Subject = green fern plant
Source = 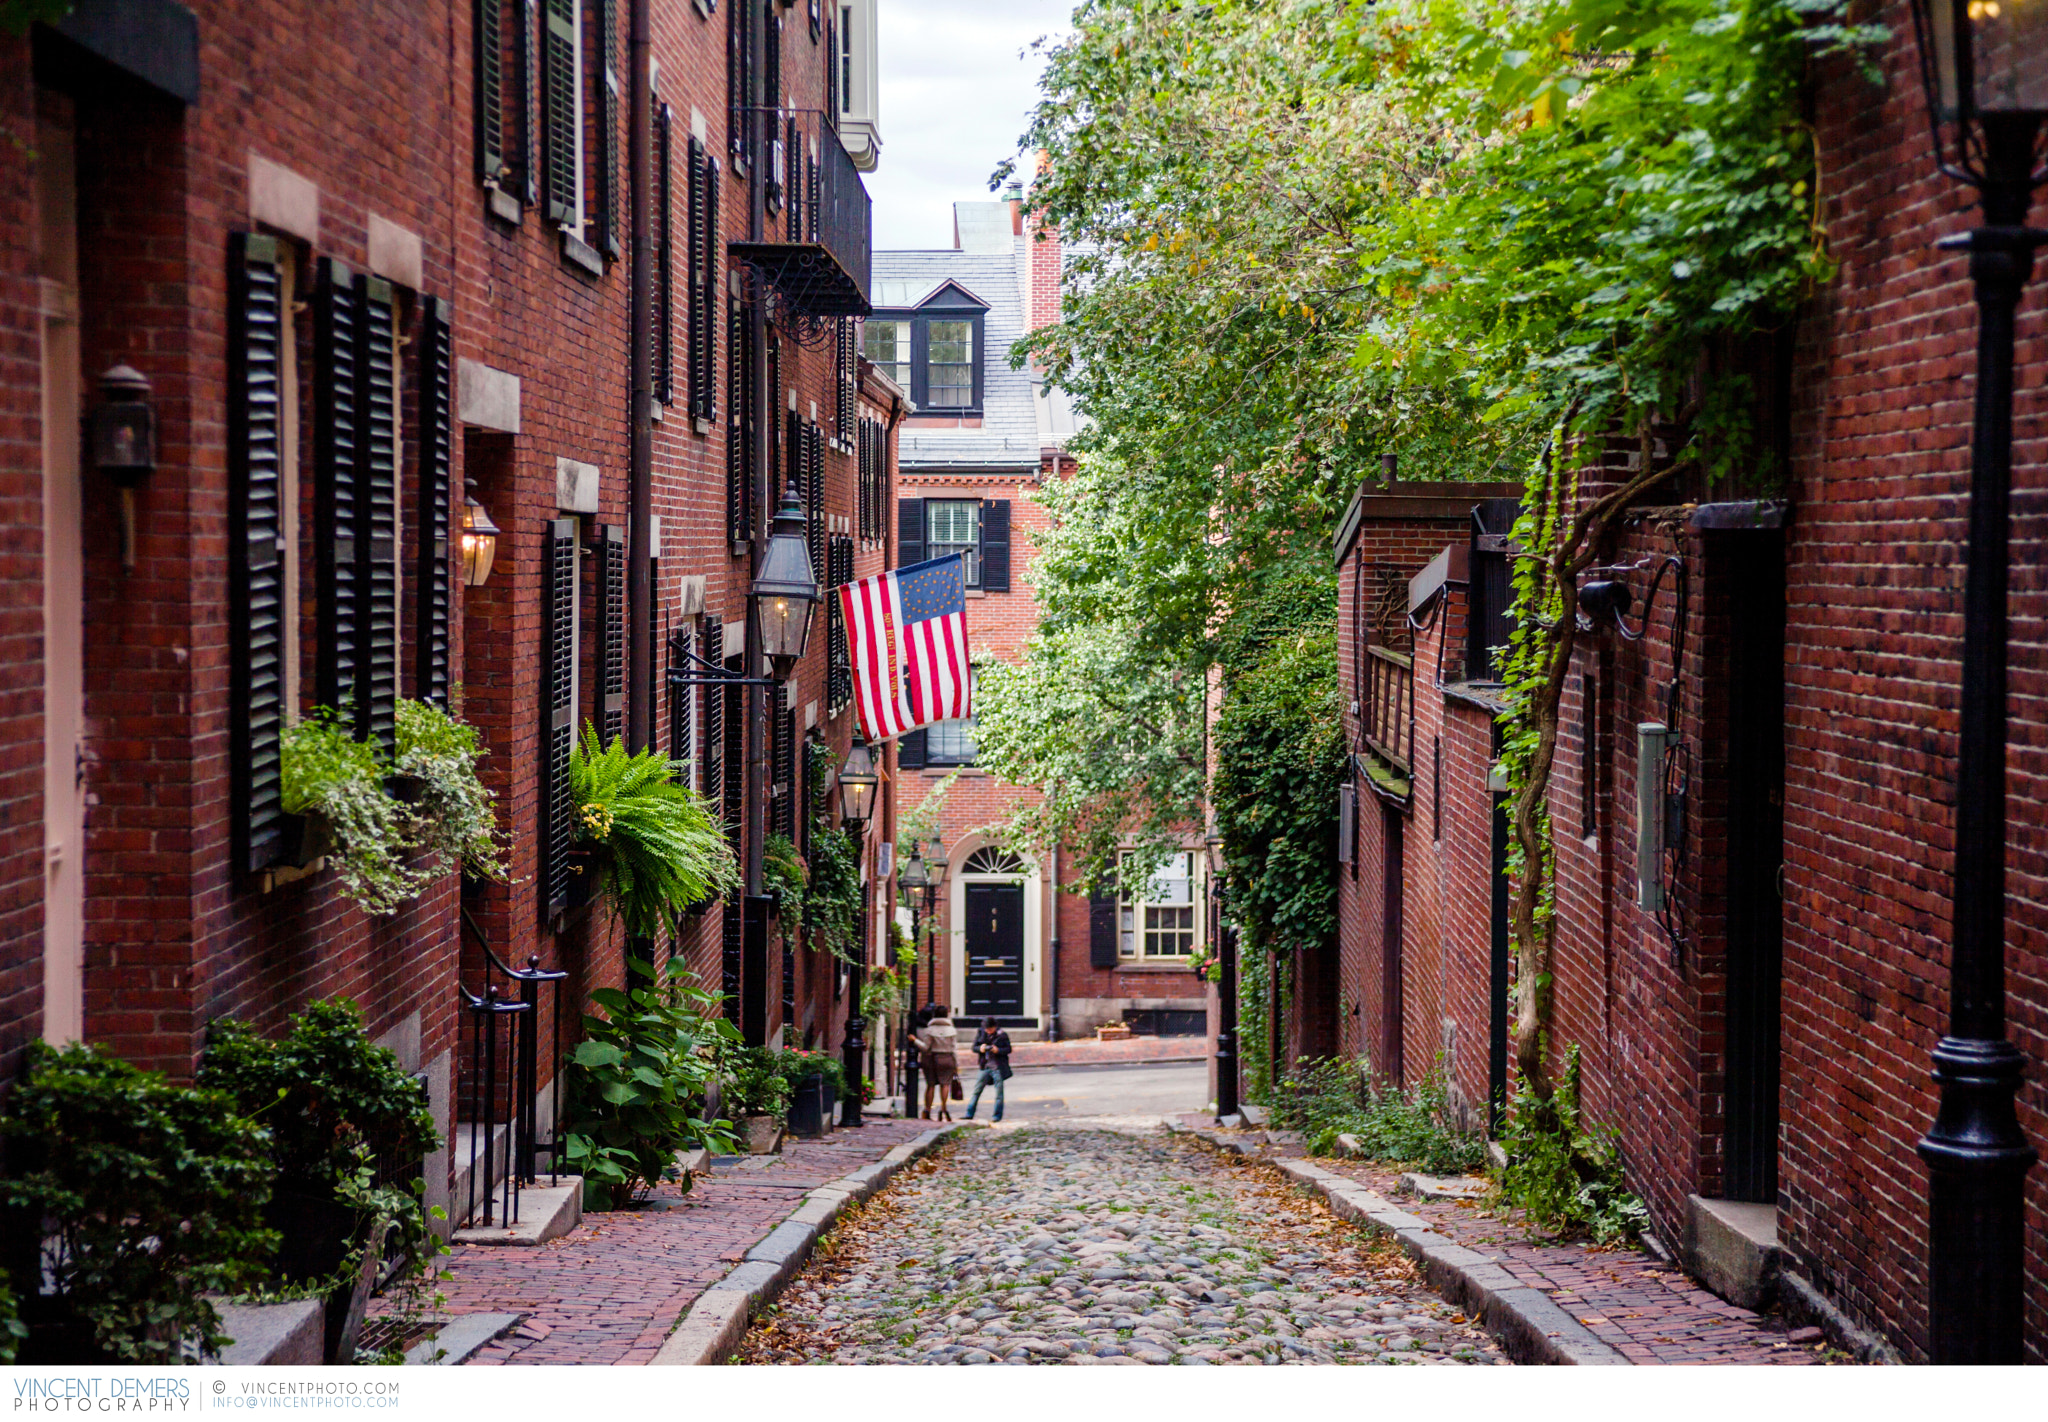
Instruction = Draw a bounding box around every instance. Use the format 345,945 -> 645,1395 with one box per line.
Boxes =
570,727 -> 739,937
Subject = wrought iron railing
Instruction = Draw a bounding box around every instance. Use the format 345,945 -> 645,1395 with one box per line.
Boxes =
1363,645 -> 1415,775
458,905 -> 568,1228
731,107 -> 871,320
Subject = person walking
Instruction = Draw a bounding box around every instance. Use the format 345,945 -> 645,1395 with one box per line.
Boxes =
920,1004 -> 959,1121
965,1016 -> 1012,1123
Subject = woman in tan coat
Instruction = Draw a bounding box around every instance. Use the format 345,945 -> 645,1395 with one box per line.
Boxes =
920,1004 -> 959,1121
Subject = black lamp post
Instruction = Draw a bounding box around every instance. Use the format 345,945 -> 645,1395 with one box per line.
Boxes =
1907,0 -> 2045,1365
838,741 -> 878,1126
921,834 -> 948,1008
898,842 -> 928,1116
1207,833 -> 1239,1123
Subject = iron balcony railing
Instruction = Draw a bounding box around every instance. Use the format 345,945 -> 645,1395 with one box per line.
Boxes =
1363,645 -> 1415,777
731,107 -> 871,317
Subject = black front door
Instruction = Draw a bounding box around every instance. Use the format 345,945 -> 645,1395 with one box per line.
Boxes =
964,882 -> 1024,1018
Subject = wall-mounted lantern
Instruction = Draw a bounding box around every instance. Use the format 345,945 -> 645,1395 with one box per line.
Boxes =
90,365 -> 155,571
838,739 -> 877,833
459,479 -> 501,587
751,484 -> 820,681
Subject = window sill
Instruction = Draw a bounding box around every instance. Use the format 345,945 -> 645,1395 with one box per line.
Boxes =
484,187 -> 523,228
1112,960 -> 1201,973
560,228 -> 604,279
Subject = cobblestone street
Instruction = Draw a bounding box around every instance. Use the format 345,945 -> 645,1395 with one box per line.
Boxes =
737,1125 -> 1507,1366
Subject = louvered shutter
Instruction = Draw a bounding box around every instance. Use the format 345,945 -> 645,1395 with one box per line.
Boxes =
669,627 -> 694,782
229,233 -> 289,876
541,518 -> 577,915
836,318 -> 855,445
1088,879 -> 1120,969
898,727 -> 926,770
725,0 -> 748,170
475,0 -> 506,185
771,684 -> 793,839
980,498 -> 1010,593
518,0 -> 538,205
721,649 -> 745,855
805,423 -> 825,584
827,536 -> 852,716
727,296 -> 752,553
313,259 -> 360,716
825,13 -> 838,125
415,296 -> 454,708
701,616 -> 724,806
597,0 -> 621,258
543,0 -> 577,224
772,338 -> 788,493
355,274 -> 400,756
689,145 -> 720,424
655,103 -> 673,404
898,497 -> 925,567
598,524 -> 626,745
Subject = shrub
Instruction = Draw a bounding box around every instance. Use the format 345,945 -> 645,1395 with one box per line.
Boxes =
281,708 -> 427,914
724,1045 -> 795,1123
0,1267 -> 22,1365
1271,1054 -> 1486,1176
0,1042 -> 277,1362
1495,1043 -> 1648,1245
562,960 -> 740,1207
570,729 -> 740,937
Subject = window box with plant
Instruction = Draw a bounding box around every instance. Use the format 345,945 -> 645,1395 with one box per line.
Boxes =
569,728 -> 740,938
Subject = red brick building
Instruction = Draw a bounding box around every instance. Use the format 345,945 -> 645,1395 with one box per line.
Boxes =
1,0 -> 899,1226
872,197 -> 1208,1043
1330,8 -> 2047,1363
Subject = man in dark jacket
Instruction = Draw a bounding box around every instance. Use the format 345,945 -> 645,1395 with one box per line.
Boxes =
964,1016 -> 1012,1122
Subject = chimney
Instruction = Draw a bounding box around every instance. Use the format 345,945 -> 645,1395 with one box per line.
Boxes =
1024,152 -> 1062,336
1006,180 -> 1023,235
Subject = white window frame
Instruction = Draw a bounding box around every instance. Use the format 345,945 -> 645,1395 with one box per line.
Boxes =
1118,851 -> 1202,960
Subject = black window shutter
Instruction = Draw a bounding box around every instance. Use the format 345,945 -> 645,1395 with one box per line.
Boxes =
313,258 -> 360,716
542,0 -> 577,224
721,650 -> 745,854
669,627 -> 694,778
806,423 -> 825,584
655,103 -> 673,404
725,0 -> 750,171
727,296 -> 753,553
229,233 -> 289,877
981,498 -> 1010,593
517,0 -> 538,205
354,274 -> 400,756
827,536 -> 852,716
1088,876 -> 1119,969
692,150 -> 720,423
898,727 -> 926,770
415,296 -> 454,708
597,0 -> 621,258
597,524 -> 626,744
771,685 -> 793,839
701,616 -> 724,805
898,497 -> 925,567
475,0 -> 505,185
541,518 -> 578,915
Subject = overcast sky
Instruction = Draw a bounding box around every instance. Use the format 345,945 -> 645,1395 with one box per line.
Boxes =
866,0 -> 1077,251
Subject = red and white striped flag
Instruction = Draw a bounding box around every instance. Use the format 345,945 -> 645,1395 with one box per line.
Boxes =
839,553 -> 973,742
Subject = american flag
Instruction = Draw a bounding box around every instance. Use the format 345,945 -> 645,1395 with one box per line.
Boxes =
839,553 -> 973,742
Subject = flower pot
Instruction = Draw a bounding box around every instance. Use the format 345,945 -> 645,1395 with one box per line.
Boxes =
786,1073 -> 827,1139
563,846 -> 599,909
740,1115 -> 783,1155
276,811 -> 332,869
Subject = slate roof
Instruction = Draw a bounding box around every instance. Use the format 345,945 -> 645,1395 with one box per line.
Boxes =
873,236 -> 1043,473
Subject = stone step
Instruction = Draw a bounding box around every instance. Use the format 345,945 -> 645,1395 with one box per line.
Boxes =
451,1176 -> 583,1247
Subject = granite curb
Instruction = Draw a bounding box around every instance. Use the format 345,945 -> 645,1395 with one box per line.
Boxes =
1170,1122 -> 1628,1367
649,1124 -> 970,1365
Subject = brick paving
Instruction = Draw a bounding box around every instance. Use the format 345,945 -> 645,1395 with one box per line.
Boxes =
1173,1117 -> 1833,1366
399,1120 -> 931,1365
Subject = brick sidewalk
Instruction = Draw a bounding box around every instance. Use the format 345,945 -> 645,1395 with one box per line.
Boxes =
407,1119 -> 931,1365
1174,1116 -> 1830,1366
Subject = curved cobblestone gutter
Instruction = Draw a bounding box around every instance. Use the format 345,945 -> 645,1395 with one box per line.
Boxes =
733,1124 -> 1508,1365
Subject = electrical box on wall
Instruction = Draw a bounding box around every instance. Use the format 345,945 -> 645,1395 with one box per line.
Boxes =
1635,722 -> 1675,910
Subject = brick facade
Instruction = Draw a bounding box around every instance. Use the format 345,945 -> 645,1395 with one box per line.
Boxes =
1,0 -> 899,1223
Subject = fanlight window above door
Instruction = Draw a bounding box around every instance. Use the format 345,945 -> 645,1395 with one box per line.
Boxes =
962,847 -> 1026,876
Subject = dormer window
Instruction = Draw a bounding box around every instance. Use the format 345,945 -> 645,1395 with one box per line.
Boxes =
862,279 -> 987,413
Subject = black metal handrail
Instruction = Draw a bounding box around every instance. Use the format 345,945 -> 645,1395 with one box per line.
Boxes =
460,984 -> 528,1229
731,106 -> 870,317
459,905 -> 569,1221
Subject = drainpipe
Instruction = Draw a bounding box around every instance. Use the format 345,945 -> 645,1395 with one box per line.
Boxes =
626,0 -> 653,751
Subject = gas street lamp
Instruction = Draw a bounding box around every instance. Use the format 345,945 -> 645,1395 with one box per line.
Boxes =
751,484 -> 820,682
1207,833 -> 1239,1124
838,740 -> 878,833
1906,0 -> 2046,1365
838,739 -> 880,1127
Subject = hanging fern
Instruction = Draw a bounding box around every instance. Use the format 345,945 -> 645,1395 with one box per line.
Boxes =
570,728 -> 740,939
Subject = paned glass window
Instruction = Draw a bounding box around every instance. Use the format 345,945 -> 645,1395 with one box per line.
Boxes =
926,319 -> 974,407
927,499 -> 981,587
926,715 -> 977,766
863,318 -> 912,390
1118,852 -> 1199,959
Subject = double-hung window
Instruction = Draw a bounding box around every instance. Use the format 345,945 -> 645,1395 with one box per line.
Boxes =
1118,852 -> 1200,960
860,283 -> 986,412
862,317 -> 912,390
925,319 -> 974,408
926,499 -> 980,587
926,716 -> 977,766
